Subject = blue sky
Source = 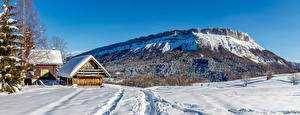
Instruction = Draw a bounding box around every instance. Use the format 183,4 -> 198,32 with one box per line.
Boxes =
34,0 -> 300,62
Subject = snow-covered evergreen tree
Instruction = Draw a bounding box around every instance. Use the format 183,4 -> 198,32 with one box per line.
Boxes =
0,0 -> 25,93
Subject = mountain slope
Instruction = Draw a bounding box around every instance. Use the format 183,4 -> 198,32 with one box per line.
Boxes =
291,62 -> 300,70
78,28 -> 295,81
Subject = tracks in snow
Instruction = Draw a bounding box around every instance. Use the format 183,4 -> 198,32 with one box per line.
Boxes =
142,89 -> 163,115
29,87 -> 202,115
142,89 -> 203,115
92,88 -> 125,115
29,89 -> 83,115
129,90 -> 147,115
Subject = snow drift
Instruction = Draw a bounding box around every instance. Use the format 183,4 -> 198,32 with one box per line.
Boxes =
1,73 -> 300,115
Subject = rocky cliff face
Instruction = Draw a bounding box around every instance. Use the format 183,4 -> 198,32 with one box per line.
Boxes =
78,28 -> 295,81
196,28 -> 252,41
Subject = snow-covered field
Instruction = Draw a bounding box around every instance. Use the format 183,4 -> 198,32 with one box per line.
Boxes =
1,73 -> 300,115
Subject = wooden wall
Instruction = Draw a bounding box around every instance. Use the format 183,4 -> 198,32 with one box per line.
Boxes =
32,65 -> 58,79
59,59 -> 109,86
73,77 -> 103,86
60,77 -> 73,85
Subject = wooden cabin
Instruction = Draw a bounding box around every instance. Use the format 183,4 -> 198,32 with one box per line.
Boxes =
26,50 -> 63,85
56,55 -> 110,87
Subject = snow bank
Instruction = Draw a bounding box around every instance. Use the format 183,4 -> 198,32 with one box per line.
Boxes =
0,73 -> 300,114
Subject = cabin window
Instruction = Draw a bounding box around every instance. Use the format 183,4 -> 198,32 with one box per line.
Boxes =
41,69 -> 49,77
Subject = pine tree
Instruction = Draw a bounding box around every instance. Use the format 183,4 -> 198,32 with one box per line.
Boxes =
0,0 -> 25,93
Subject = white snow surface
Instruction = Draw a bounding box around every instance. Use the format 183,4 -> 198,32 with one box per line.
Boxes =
0,3 -> 19,30
56,55 -> 111,78
194,33 -> 265,63
92,31 -> 267,63
4,73 -> 11,77
8,25 -> 18,30
28,50 -> 63,65
1,73 -> 300,115
0,56 -> 20,61
7,18 -> 16,23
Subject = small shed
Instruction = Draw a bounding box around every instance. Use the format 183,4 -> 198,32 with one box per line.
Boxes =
26,50 -> 63,84
57,55 -> 110,86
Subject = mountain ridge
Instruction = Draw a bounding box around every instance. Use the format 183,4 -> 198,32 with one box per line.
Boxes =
77,27 -> 295,81
80,28 -> 258,57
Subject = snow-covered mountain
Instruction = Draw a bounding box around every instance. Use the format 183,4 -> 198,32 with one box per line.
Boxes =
292,62 -> 300,70
78,28 -> 295,81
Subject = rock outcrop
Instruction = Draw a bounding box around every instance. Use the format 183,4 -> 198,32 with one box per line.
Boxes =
77,28 -> 295,81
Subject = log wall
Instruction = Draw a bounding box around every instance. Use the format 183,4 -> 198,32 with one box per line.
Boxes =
59,59 -> 108,86
73,77 -> 103,86
32,65 -> 58,79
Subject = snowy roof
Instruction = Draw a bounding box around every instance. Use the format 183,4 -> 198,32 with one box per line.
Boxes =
56,55 -> 111,78
28,50 -> 63,65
